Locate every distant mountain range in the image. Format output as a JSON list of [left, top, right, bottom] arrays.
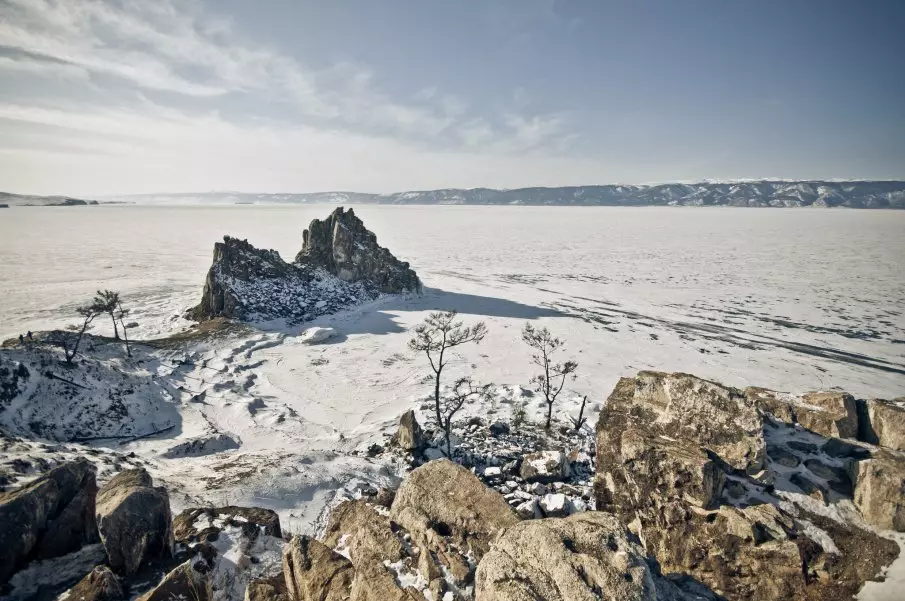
[[5, 181, 905, 208]]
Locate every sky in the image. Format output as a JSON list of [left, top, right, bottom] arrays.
[[0, 0, 903, 196]]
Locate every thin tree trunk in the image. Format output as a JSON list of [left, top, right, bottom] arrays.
[[111, 314, 120, 340], [434, 369, 443, 428], [117, 303, 131, 357]]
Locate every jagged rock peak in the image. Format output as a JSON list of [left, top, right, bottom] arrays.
[[295, 206, 420, 294]]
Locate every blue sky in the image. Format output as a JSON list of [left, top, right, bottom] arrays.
[[0, 0, 903, 195]]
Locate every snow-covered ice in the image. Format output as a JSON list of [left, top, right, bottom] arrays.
[[1, 205, 904, 598]]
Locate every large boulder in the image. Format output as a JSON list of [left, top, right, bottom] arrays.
[[0, 460, 98, 583], [391, 410, 424, 452], [96, 469, 173, 576], [63, 566, 124, 601], [849, 448, 905, 531], [475, 512, 718, 601], [295, 207, 420, 293], [859, 398, 905, 451], [600, 372, 764, 473], [282, 535, 353, 601], [390, 459, 520, 560]]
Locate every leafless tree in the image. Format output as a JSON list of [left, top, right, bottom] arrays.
[[60, 306, 97, 366], [91, 290, 121, 340], [408, 310, 487, 431], [438, 377, 490, 456], [522, 323, 578, 429]]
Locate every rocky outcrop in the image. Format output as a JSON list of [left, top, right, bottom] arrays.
[[96, 468, 173, 576], [295, 207, 420, 293], [0, 459, 98, 583], [282, 536, 353, 601], [595, 371, 901, 601], [193, 207, 419, 321], [475, 512, 719, 601], [391, 410, 424, 452], [64, 566, 124, 601]]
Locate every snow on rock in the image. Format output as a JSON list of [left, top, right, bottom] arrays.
[[298, 327, 336, 345], [161, 433, 241, 458], [0, 335, 179, 441]]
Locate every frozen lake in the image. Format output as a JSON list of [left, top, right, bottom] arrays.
[[1, 204, 904, 398]]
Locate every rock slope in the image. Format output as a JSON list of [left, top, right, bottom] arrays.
[[193, 207, 420, 322]]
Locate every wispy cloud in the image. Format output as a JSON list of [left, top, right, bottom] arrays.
[[0, 0, 573, 153]]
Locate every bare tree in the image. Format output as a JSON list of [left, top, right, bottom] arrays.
[[92, 290, 121, 340], [438, 377, 490, 456], [60, 306, 97, 366], [116, 300, 132, 357], [408, 310, 487, 431], [522, 323, 578, 429]]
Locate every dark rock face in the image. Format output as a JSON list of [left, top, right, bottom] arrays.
[[96, 468, 173, 576], [192, 207, 419, 322], [136, 560, 212, 601], [295, 207, 420, 293], [0, 459, 98, 583]]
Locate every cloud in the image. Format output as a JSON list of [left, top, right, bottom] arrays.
[[0, 0, 574, 153]]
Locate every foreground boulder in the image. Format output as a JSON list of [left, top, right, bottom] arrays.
[[64, 566, 124, 601], [793, 392, 859, 440], [193, 207, 419, 321], [475, 512, 718, 601], [96, 468, 173, 576], [390, 459, 520, 559], [0, 459, 98, 583]]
